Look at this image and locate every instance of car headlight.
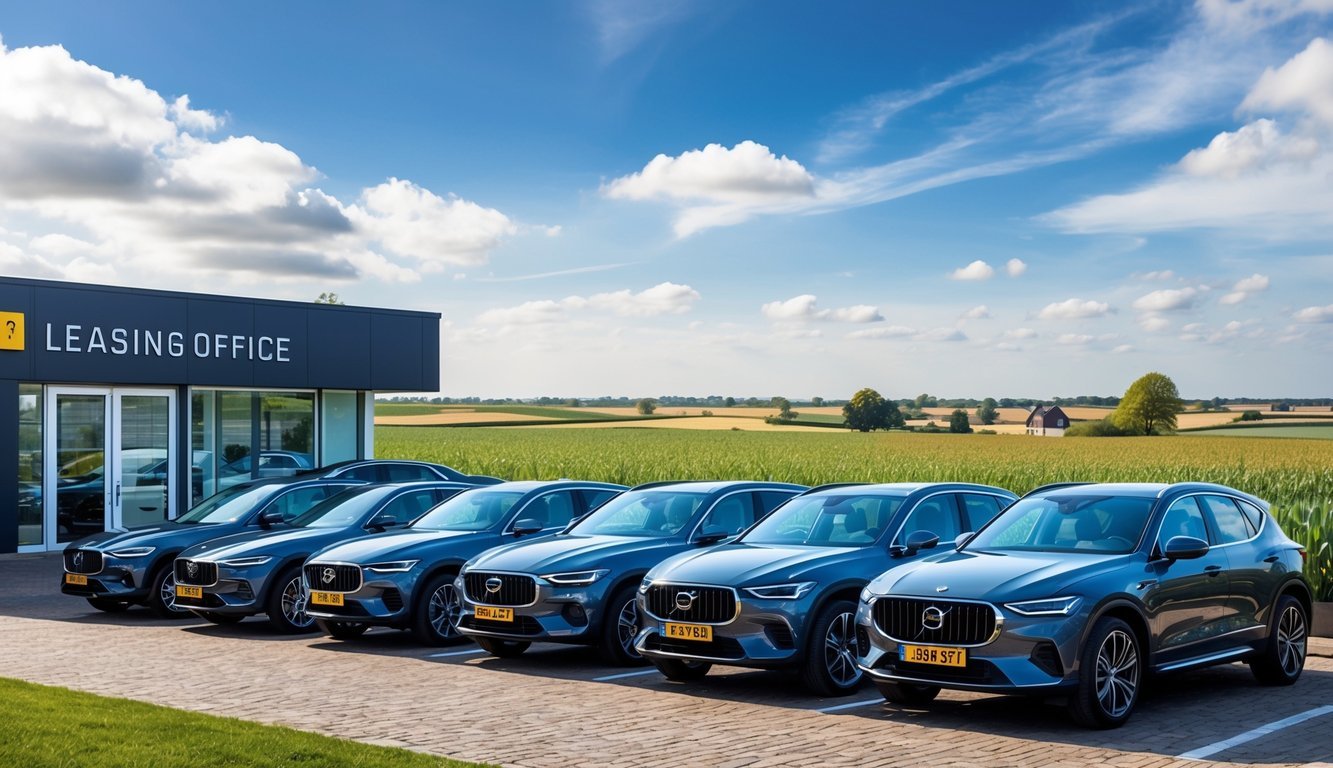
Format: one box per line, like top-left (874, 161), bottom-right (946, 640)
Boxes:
top-left (365, 560), bottom-right (419, 573)
top-left (540, 569), bottom-right (610, 586)
top-left (108, 547), bottom-right (155, 559)
top-left (1005, 596), bottom-right (1082, 616)
top-left (859, 586), bottom-right (874, 603)
top-left (218, 555), bottom-right (272, 568)
top-left (743, 582), bottom-right (816, 600)
top-left (638, 577), bottom-right (652, 594)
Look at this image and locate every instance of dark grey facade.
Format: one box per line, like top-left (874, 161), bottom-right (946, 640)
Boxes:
top-left (1, 276), bottom-right (440, 554)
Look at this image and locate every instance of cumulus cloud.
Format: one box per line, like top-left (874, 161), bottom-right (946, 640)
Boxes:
top-left (1005, 258), bottom-right (1028, 277)
top-left (1220, 273), bottom-right (1270, 304)
top-left (960, 305), bottom-right (991, 320)
top-left (948, 260), bottom-right (995, 281)
top-left (476, 282), bottom-right (701, 326)
top-left (1139, 314), bottom-right (1171, 333)
top-left (1037, 298), bottom-right (1112, 320)
top-left (1136, 269), bottom-right (1176, 281)
top-left (1293, 304), bottom-right (1333, 322)
top-left (846, 325), bottom-right (965, 342)
top-left (761, 294), bottom-right (884, 323)
top-left (1002, 328), bottom-right (1038, 339)
top-left (1132, 287), bottom-right (1199, 312)
top-left (0, 40), bottom-right (523, 286)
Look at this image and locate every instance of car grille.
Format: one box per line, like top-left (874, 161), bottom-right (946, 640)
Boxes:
top-left (461, 614), bottom-right (543, 635)
top-left (644, 584), bottom-right (737, 623)
top-left (175, 559), bottom-right (218, 586)
top-left (872, 597), bottom-right (998, 646)
top-left (464, 572), bottom-right (536, 606)
top-left (642, 633), bottom-right (745, 660)
top-left (64, 549), bottom-right (103, 574)
top-left (382, 588), bottom-right (404, 612)
top-left (304, 563), bottom-right (362, 593)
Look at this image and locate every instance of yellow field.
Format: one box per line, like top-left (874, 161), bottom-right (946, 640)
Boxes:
top-left (376, 411), bottom-right (560, 426)
top-left (539, 416), bottom-right (832, 432)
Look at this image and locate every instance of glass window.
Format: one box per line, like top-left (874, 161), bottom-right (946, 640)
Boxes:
top-left (516, 491), bottom-right (579, 530)
top-left (570, 491), bottom-right (707, 538)
top-left (216, 391), bottom-right (254, 489)
top-left (741, 493), bottom-right (905, 547)
top-left (897, 496), bottom-right (962, 545)
top-left (699, 493), bottom-right (759, 536)
top-left (580, 489), bottom-right (620, 513)
top-left (374, 490), bottom-right (439, 526)
top-left (18, 384), bottom-right (42, 546)
top-left (757, 490), bottom-right (798, 515)
top-left (337, 465), bottom-right (382, 482)
top-left (190, 391), bottom-right (215, 504)
top-left (384, 463), bottom-right (440, 482)
top-left (961, 493), bottom-right (1004, 533)
top-left (968, 495), bottom-right (1154, 554)
top-left (177, 483), bottom-right (277, 525)
top-left (259, 392), bottom-right (313, 472)
top-left (1236, 500), bottom-right (1265, 535)
top-left (320, 391), bottom-right (359, 465)
top-left (268, 485), bottom-right (340, 523)
top-left (412, 490), bottom-right (525, 531)
top-left (1158, 497), bottom-right (1208, 550)
top-left (1200, 495), bottom-right (1253, 545)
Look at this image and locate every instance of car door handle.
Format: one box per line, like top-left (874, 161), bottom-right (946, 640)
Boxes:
top-left (1204, 565), bottom-right (1223, 576)
top-left (1264, 556), bottom-right (1280, 563)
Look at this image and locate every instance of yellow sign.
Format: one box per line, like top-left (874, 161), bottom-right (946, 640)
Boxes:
top-left (0, 311), bottom-right (22, 351)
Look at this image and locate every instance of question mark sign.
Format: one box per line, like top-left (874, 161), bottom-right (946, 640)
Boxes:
top-left (4, 320), bottom-right (13, 340)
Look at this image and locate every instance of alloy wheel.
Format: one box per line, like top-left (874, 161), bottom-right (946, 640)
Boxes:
top-left (1094, 629), bottom-right (1139, 718)
top-left (428, 583), bottom-right (462, 639)
top-left (824, 611), bottom-right (862, 688)
top-left (1277, 604), bottom-right (1307, 677)
top-left (281, 576), bottom-right (313, 629)
top-left (160, 571), bottom-right (190, 615)
top-left (617, 597), bottom-right (640, 659)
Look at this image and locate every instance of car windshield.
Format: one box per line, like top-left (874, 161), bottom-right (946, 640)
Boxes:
top-left (741, 493), bottom-right (905, 547)
top-left (965, 495), bottom-right (1153, 554)
top-left (175, 484), bottom-right (277, 525)
top-left (287, 487), bottom-right (384, 529)
top-left (569, 490), bottom-right (708, 538)
top-left (412, 490), bottom-right (525, 531)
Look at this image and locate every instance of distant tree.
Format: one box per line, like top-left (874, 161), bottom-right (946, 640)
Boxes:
top-left (843, 388), bottom-right (903, 432)
top-left (1064, 418), bottom-right (1131, 437)
top-left (914, 393), bottom-right (938, 409)
top-left (949, 409), bottom-right (973, 433)
top-left (724, 397), bottom-right (736, 408)
top-left (920, 421), bottom-right (942, 433)
top-left (315, 292), bottom-right (346, 305)
top-left (1238, 410), bottom-right (1263, 422)
top-left (770, 397), bottom-right (798, 421)
top-left (1112, 372), bottom-right (1183, 435)
top-left (635, 398), bottom-right (657, 415)
top-left (975, 397), bottom-right (999, 425)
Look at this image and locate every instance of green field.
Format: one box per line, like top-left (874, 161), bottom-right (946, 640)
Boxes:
top-left (0, 678), bottom-right (487, 768)
top-left (1182, 425), bottom-right (1333, 439)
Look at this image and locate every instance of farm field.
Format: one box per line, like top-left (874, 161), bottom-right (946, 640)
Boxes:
top-left (1182, 425), bottom-right (1333, 439)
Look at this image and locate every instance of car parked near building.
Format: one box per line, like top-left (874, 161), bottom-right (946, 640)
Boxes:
top-left (457, 481), bottom-right (807, 664)
top-left (636, 483), bottom-right (1017, 695)
top-left (298, 458), bottom-right (503, 487)
top-left (304, 480), bottom-right (627, 644)
top-left (174, 481), bottom-right (475, 632)
top-left (857, 482), bottom-right (1312, 728)
top-left (60, 475), bottom-right (365, 617)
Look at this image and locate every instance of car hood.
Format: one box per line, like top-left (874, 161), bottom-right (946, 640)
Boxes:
top-left (180, 526), bottom-right (357, 561)
top-left (68, 522), bottom-right (241, 552)
top-left (649, 543), bottom-right (886, 587)
top-left (867, 549), bottom-right (1135, 602)
top-left (466, 534), bottom-right (683, 575)
top-left (309, 529), bottom-right (487, 564)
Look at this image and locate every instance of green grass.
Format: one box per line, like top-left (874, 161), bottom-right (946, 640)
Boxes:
top-left (375, 403), bottom-right (634, 421)
top-left (1180, 425), bottom-right (1333, 439)
top-left (0, 678), bottom-right (490, 768)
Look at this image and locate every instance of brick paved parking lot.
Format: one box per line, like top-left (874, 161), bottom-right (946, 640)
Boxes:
top-left (3, 553), bottom-right (1331, 768)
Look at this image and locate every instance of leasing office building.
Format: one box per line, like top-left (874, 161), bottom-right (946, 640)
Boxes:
top-left (1, 276), bottom-right (439, 554)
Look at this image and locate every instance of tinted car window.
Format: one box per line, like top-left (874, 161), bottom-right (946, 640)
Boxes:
top-left (338, 465), bottom-right (382, 483)
top-left (413, 490), bottom-right (525, 531)
top-left (580, 489), bottom-right (619, 512)
top-left (961, 493), bottom-right (1004, 532)
top-left (176, 483), bottom-right (276, 524)
top-left (384, 464), bottom-right (439, 482)
top-left (699, 493), bottom-right (759, 536)
top-left (1200, 495), bottom-right (1252, 545)
top-left (570, 491), bottom-right (708, 537)
top-left (756, 491), bottom-right (796, 515)
top-left (897, 495), bottom-right (961, 544)
top-left (969, 495), bottom-right (1154, 554)
top-left (520, 491), bottom-right (579, 530)
top-left (742, 494), bottom-right (904, 547)
top-left (1158, 497), bottom-right (1208, 551)
top-left (375, 490), bottom-right (439, 526)
top-left (269, 486), bottom-right (339, 522)
top-left (287, 487), bottom-right (380, 528)
top-left (1235, 500), bottom-right (1265, 536)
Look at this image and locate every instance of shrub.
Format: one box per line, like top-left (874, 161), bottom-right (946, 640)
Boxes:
top-left (1238, 410), bottom-right (1263, 422)
top-left (1064, 418), bottom-right (1132, 437)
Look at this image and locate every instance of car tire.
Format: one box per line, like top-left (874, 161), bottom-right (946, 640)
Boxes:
top-left (597, 584), bottom-right (647, 667)
top-left (801, 599), bottom-right (864, 697)
top-left (317, 619), bottom-right (370, 640)
top-left (650, 657), bottom-right (711, 681)
top-left (198, 611), bottom-right (244, 625)
top-left (266, 566), bottom-right (317, 634)
top-left (87, 597), bottom-right (131, 613)
top-left (876, 681), bottom-right (941, 705)
top-left (411, 572), bottom-right (465, 646)
top-left (475, 636), bottom-right (530, 658)
top-left (1068, 616), bottom-right (1142, 729)
top-left (147, 563), bottom-right (193, 619)
top-left (1249, 595), bottom-right (1307, 686)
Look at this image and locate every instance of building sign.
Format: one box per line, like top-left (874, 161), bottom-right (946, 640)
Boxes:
top-left (0, 311), bottom-right (23, 351)
top-left (43, 324), bottom-right (291, 362)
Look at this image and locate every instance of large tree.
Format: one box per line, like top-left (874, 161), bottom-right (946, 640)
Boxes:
top-left (975, 397), bottom-right (998, 425)
top-left (843, 388), bottom-right (904, 432)
top-left (949, 409), bottom-right (973, 433)
top-left (1112, 372), bottom-right (1183, 435)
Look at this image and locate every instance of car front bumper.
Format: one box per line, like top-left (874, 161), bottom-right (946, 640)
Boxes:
top-left (455, 573), bottom-right (614, 645)
top-left (634, 590), bottom-right (809, 668)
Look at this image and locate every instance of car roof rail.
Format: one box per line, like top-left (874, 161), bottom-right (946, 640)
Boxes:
top-left (629, 479), bottom-right (696, 491)
top-left (797, 482), bottom-right (871, 496)
top-left (1022, 481), bottom-right (1094, 497)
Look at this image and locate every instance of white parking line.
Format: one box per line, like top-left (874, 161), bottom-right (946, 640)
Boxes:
top-left (593, 669), bottom-right (661, 682)
top-left (427, 648), bottom-right (486, 658)
top-left (816, 698), bottom-right (883, 714)
top-left (1176, 704), bottom-right (1333, 761)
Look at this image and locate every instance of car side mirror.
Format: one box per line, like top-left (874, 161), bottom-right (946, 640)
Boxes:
top-left (258, 510), bottom-right (284, 528)
top-left (1162, 535), bottom-right (1209, 561)
top-left (954, 532), bottom-right (974, 549)
top-left (891, 529), bottom-right (941, 558)
top-left (694, 526), bottom-right (731, 546)
top-left (512, 519), bottom-right (545, 537)
top-left (367, 515), bottom-right (403, 531)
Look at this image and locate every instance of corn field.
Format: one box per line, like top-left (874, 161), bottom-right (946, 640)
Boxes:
top-left (377, 427), bottom-right (1333, 599)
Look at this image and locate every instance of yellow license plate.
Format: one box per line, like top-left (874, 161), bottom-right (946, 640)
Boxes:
top-left (475, 605), bottom-right (513, 622)
top-left (175, 585), bottom-right (203, 599)
top-left (664, 622), bottom-right (713, 642)
top-left (900, 644), bottom-right (967, 667)
top-left (65, 574), bottom-right (88, 586)
top-left (310, 591), bottom-right (344, 607)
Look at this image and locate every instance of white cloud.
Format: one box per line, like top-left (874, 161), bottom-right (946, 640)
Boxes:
top-left (1005, 258), bottom-right (1028, 277)
top-left (1058, 333), bottom-right (1095, 345)
top-left (584, 0), bottom-right (699, 63)
top-left (760, 294), bottom-right (883, 323)
top-left (1220, 273), bottom-right (1270, 304)
top-left (476, 282), bottom-right (701, 326)
top-left (1136, 270), bottom-right (1176, 281)
top-left (1003, 327), bottom-right (1038, 339)
top-left (168, 95), bottom-right (220, 133)
top-left (1132, 287), bottom-right (1199, 312)
top-left (1112, 344), bottom-right (1134, 353)
top-left (1038, 298), bottom-right (1112, 320)
top-left (1139, 314), bottom-right (1171, 332)
top-left (1240, 36), bottom-right (1333, 125)
top-left (949, 260), bottom-right (995, 281)
top-left (960, 305), bottom-right (991, 320)
top-left (845, 325), bottom-right (965, 342)
top-left (1293, 304), bottom-right (1333, 322)
top-left (917, 327), bottom-right (968, 342)
top-left (351, 178), bottom-right (516, 269)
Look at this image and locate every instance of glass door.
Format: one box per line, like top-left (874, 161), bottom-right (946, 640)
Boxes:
top-left (44, 387), bottom-right (177, 549)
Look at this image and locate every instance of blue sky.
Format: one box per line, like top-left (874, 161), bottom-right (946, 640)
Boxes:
top-left (1, 1), bottom-right (1331, 398)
